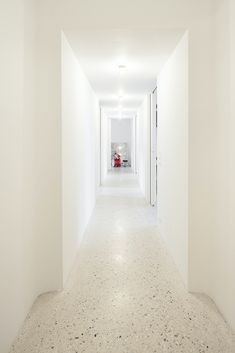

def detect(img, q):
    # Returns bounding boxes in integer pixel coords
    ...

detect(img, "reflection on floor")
[100,168,141,196]
[10,171,235,353]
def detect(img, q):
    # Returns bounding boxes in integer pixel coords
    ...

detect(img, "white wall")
[137,96,151,201]
[137,98,146,196]
[111,118,132,165]
[101,110,108,182]
[131,116,137,173]
[187,0,235,331]
[228,0,235,330]
[205,0,235,330]
[0,1,44,352]
[156,3,235,332]
[33,1,63,297]
[62,33,100,283]
[187,12,216,296]
[0,3,24,352]
[157,33,188,285]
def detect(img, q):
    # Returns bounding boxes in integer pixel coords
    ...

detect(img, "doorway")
[110,118,133,170]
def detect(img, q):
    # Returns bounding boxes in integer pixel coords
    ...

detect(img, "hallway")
[10,173,235,353]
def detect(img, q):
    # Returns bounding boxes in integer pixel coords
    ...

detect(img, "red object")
[114,158,121,167]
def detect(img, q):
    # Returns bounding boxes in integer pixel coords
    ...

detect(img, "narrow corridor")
[10,173,235,353]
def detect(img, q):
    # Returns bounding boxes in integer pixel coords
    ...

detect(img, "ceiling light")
[118,64,126,73]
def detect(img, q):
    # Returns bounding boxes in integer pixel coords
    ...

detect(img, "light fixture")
[118,64,126,75]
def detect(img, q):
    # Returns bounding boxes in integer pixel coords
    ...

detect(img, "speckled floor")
[10,171,235,353]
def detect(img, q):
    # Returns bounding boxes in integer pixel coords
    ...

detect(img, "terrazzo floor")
[10,171,235,353]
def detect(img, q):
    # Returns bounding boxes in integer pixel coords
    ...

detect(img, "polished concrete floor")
[10,171,235,353]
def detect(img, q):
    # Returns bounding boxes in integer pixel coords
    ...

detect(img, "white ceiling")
[65,28,184,114]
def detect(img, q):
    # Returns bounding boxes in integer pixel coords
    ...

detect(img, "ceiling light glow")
[118,64,126,75]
